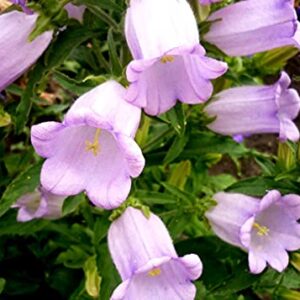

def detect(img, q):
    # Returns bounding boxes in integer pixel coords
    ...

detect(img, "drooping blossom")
[31,81,145,209]
[204,0,300,56]
[205,190,300,274]
[205,72,300,142]
[64,3,86,22]
[0,10,52,92]
[124,0,227,116]
[199,0,221,5]
[12,187,66,222]
[108,207,202,299]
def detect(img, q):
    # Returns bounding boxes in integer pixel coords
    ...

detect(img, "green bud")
[84,256,101,298]
[168,160,191,191]
[290,252,300,272]
[277,142,296,171]
[277,287,300,300]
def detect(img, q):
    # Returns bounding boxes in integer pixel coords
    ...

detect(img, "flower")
[205,190,300,274]
[124,0,227,116]
[64,3,86,22]
[12,187,66,222]
[204,0,300,56]
[31,81,145,209]
[0,10,52,92]
[205,72,300,142]
[108,207,202,299]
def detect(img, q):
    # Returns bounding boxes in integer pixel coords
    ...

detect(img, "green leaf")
[62,194,86,216]
[107,29,123,76]
[135,190,178,205]
[165,103,186,135]
[53,71,97,95]
[227,176,300,196]
[0,278,5,294]
[0,162,42,218]
[0,216,48,236]
[163,131,189,164]
[45,26,98,70]
[56,245,89,269]
[15,63,45,133]
[0,105,11,127]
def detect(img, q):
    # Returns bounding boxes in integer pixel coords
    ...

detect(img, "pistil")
[160,55,174,63]
[253,222,269,236]
[148,268,161,277]
[85,128,102,156]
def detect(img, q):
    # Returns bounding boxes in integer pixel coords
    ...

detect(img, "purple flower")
[0,11,52,92]
[205,190,300,274]
[124,0,227,116]
[64,3,86,22]
[108,207,202,299]
[205,72,300,142]
[204,0,300,56]
[199,0,221,5]
[12,187,66,222]
[31,81,145,209]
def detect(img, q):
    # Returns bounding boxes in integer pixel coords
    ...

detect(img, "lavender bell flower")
[31,81,145,209]
[108,207,202,299]
[205,190,300,274]
[125,0,227,116]
[205,72,300,142]
[12,187,66,222]
[64,3,86,22]
[0,10,52,92]
[204,0,300,56]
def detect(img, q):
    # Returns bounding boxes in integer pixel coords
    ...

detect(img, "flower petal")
[0,11,52,91]
[206,192,259,247]
[108,207,178,280]
[205,0,299,56]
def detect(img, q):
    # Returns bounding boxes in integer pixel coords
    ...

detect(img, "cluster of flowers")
[2,0,300,298]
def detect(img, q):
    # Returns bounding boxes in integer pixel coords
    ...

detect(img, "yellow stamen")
[148,268,161,277]
[253,222,269,236]
[160,55,174,64]
[85,128,101,156]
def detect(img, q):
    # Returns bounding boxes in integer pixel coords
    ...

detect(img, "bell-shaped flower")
[0,10,52,92]
[12,187,66,222]
[64,3,86,22]
[108,207,202,299]
[204,0,300,56]
[206,190,300,274]
[124,0,227,116]
[31,81,145,209]
[205,72,300,142]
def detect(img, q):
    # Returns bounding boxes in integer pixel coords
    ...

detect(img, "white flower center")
[85,128,101,156]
